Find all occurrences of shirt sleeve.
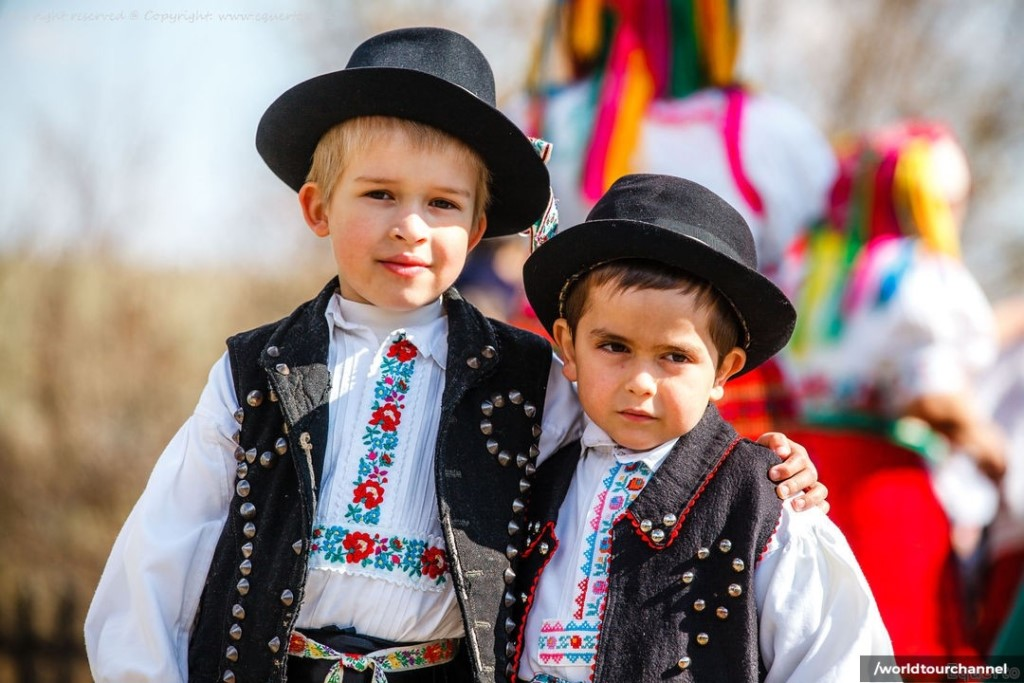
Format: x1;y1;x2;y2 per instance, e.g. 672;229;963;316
85;353;238;682
537;352;584;464
755;500;894;683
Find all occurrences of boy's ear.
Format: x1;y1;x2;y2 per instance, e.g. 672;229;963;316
298;182;330;237
551;318;578;382
710;348;747;402
466;215;487;253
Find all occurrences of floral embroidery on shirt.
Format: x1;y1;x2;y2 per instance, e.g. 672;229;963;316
345;333;418;526
538;460;653;671
310;524;449;589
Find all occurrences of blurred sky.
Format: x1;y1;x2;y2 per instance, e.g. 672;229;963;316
2;0;1021;295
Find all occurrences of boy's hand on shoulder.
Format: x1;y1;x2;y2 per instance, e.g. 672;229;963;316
757;432;830;514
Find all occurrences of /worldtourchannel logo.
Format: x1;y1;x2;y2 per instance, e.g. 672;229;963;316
861;656;1024;682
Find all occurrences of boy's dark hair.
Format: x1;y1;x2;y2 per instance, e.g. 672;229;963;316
562;259;743;366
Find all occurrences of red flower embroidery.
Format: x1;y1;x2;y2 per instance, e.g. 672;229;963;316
370;403;402;432
626;477;646;491
421;547;449;579
388;339;418;362
343;531;374;563
570;635;583;649
353;480;386;509
424;643;444;662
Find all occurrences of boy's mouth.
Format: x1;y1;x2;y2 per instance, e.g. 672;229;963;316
619;408;655;422
381;255;430;275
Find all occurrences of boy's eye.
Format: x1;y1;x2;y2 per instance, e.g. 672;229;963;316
666;352;690;364
599;342;628;354
430;198;461;211
365;190;393;200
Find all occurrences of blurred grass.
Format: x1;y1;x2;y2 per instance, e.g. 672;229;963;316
0;253;331;626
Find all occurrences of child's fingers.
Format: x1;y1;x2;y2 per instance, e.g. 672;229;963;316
791;482;830;512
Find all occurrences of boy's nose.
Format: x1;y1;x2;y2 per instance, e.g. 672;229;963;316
624;366;657;396
392;210;430;243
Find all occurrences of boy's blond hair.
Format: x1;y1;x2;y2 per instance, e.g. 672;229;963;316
306;116;492;222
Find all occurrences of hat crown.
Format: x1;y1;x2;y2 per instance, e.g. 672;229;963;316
587;174;758;270
346;27;496;106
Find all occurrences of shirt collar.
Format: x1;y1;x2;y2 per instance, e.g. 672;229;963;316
325;294;449;368
579;416;678;471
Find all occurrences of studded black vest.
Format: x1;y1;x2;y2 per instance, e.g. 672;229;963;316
507;406;783;683
187;279;554;683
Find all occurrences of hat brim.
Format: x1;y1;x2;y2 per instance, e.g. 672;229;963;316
523;219;796;375
256;67;550;237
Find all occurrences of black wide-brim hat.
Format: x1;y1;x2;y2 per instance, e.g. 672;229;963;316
256;26;550;237
523;174;796;375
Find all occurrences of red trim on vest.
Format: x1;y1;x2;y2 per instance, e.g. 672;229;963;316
511;521;559;677
625;436;743;550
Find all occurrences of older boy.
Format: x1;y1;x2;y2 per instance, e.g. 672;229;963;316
509;174;890;682
85;29;824;683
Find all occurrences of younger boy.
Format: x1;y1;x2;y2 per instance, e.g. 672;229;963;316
85;29;824;683
508;174;891;682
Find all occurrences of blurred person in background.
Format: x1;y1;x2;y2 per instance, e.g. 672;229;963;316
778;120;1006;660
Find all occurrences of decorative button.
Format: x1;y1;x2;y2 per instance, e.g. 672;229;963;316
677;657;691;670
239;559;252;576
275;363;290;375
236;579;249;596
232;604;245;620
274;437;288;455
639;519;653;533
732;558;745;572
259;451;277;468
280;589;294;606
236;481;251;498
524;403;536;418
497;451;512;467
650;529;666;544
239;502;256;519
728;583;743;597
480;419;493;435
246;390;263;407
507;520;520;536
519;478;531;493
480;400;494;416
233;408;245;425
486;439;500;455
516;453;528;468
234;447;246;462
693;599;706;612
266;345;280;357
269;389;279;402
236;462;248;479
229;624;242;640
512;498;525;514
717;606;729;620
504;617;515;633
697;547;710;559
525;463;537;477
719;539;732;553
508;389;523;404
492;393;506;408
245;448;257;464
662;513;678;527
505;544;519;560
292;539;304;555
232;430;241;444
222;671;236;683
241;542;253;558
505;641;516;657
529;445;540;459
696;632;709;646
532;424;542;438
466;356;480;369
504;590;516;607
681;571;694;584
503;567;516;584
243;522;256;539
538;542;550;555
481;345;496;359
225;645;238;662
268;636;281;653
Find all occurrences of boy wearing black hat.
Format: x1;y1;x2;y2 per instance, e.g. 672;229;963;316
85;28;825;683
509;174;891;682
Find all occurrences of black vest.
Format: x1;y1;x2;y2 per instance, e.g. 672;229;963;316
507;407;783;682
188;280;554;683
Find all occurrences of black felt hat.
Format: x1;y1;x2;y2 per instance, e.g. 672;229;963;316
256;26;550;237
523;174;796;374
